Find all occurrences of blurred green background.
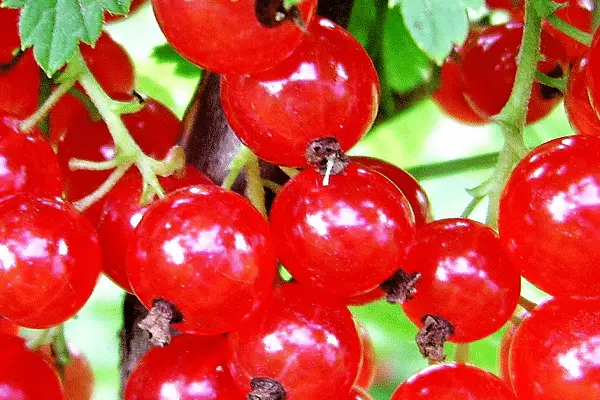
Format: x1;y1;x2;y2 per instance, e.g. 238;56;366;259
59;3;563;399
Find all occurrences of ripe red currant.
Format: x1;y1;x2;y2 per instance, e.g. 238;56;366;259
125;334;243;399
460;22;566;124
356;321;376;390
544;2;592;63
0;335;64;399
499;135;600;298
227;284;362;399
39;344;95;400
585;26;600;114
350;387;374;400
269;163;415;299
0;195;101;328
564;58;600;136
0;7;20;64
151;0;318;74
0;318;18;336
0;113;63;198
402;218;521;343
221;17;379;167
127;185;277;335
0;50;41;118
391;363;516;399
510;298;600;399
97;166;212;292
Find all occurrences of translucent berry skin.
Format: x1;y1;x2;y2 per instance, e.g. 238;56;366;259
345;286;385;305
510;298;600;400
125;335;243;400
0;50;41;118
97;166;212;292
391;363;516;400
356;321;376;390
0;335;64;399
0;8;20;64
498;317;520;389
460;22;565;124
499;135;600;298
0;318;18;336
586;28;600;115
40;344;95;400
151;0;317;74
544;3;591;64
127;185;277;335
0;113;63;198
431;53;488;125
227;284;362;400
565;58;600;136
270;164;416;298
352;156;432;226
0;195;101;328
221;17;379;167
350;387;374;400
57;97;180;222
402;218;520;343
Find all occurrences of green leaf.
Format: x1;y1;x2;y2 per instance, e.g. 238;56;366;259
459;0;485;9
150;44;202;78
382;7;431;93
2;0;26;7
8;0;132;76
283;0;302;9
401;0;469;65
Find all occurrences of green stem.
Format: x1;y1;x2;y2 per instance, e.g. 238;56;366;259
69;157;124;171
460;195;484;218
593;0;600;31
51;324;71;367
245;153;267;217
262;179;283;193
73;163;131;211
279;166;300;178
546;13;593;46
26;327;55;350
221;146;253;189
20;62;82;133
519;295;538;312
535;70;567;93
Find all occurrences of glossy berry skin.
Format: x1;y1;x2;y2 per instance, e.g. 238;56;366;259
57;96;180;222
227;284;362;400
460;22;565;124
127;185;277;335
431;53;488;125
586;28;600;115
349;387;374;400
97;166;212;292
402;218;520;343
391;363;516;400
565;58;600;136
221;17;379;167
0;50;41;118
345;286;385;305
151;0;317;74
0;318;18;336
352;156;433;226
544;3;592;64
510;298;600;399
105;0;147;23
0;113;63;198
125;335;243;399
0;335;64;399
270;164;416;298
356;321;376;390
40;344;95;400
499;135;600;298
498;317;520;389
0;8;20;64
0;195;101;328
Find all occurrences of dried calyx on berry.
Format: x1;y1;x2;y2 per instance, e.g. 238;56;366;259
416;314;455;362
305;137;349;177
249;377;287;400
255;0;307;31
380;269;422;305
137;298;183;347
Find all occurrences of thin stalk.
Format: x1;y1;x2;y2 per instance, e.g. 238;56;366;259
51;324;71;367
519;295;538;312
546;13;593;45
221;146;253;189
73;163;131;211
244;153;267;217
535;70;567;93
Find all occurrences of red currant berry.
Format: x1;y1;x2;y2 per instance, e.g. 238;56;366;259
486;0;522;11
97;166;212;292
349;387;374;400
391;363;516;400
585;27;600;114
125;334;243;399
40;344;95;400
345;286;385;305
270;163;415;299
0;8;20;64
151;0;318;74
105;0;147;23
0;335;64;399
127;185;277;335
498;317;521;390
544;3;591;64
356;321;376;390
80;32;136;95
221;17;379;167
352;156;433;226
0;195;101;328
227;284;362;399
402;218;520;343
499;135;600;298
460;22;566;124
510;298;600;399
0;113;63;198
0;318;18;336
431;51;488;125
49;93;87;145
565;58;600;136
0;50;41;118
57;96;181;223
